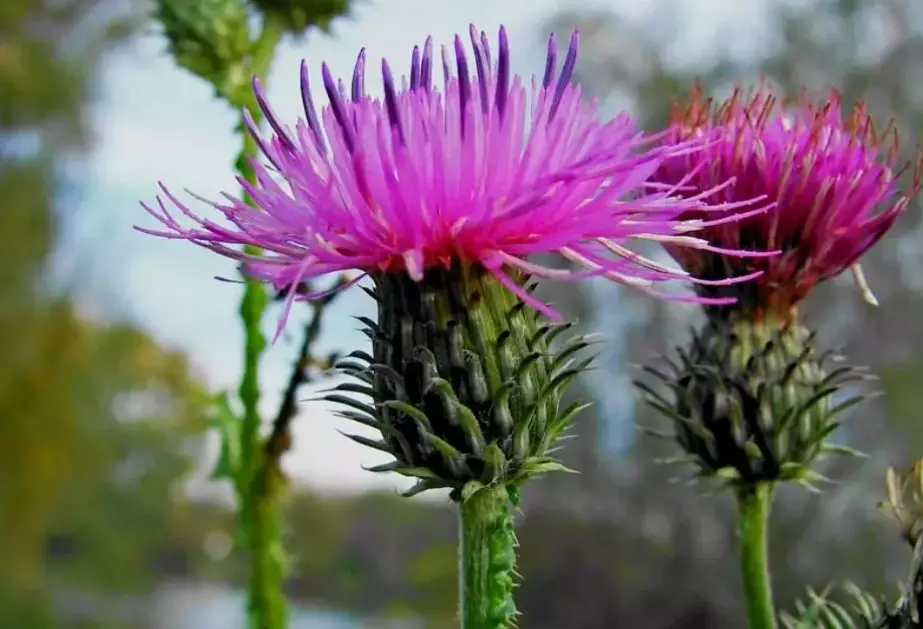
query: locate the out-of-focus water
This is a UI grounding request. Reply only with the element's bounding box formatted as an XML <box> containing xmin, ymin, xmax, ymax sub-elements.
<box><xmin>57</xmin><ymin>580</ymin><xmax>419</xmax><ymax>629</ymax></box>
<box><xmin>152</xmin><ymin>581</ymin><xmax>365</xmax><ymax>629</ymax></box>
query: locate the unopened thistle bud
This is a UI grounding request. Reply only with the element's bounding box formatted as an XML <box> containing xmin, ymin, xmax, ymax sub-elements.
<box><xmin>247</xmin><ymin>0</ymin><xmax>349</xmax><ymax>35</ymax></box>
<box><xmin>639</xmin><ymin>316</ymin><xmax>868</xmax><ymax>488</ymax></box>
<box><xmin>155</xmin><ymin>0</ymin><xmax>251</xmax><ymax>96</ymax></box>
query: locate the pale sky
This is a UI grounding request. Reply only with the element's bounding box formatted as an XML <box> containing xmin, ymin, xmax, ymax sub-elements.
<box><xmin>59</xmin><ymin>0</ymin><xmax>765</xmax><ymax>499</ymax></box>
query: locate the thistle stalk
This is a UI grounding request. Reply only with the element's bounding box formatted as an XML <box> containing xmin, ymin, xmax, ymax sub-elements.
<box><xmin>151</xmin><ymin>1</ymin><xmax>289</xmax><ymax>625</ymax></box>
<box><xmin>458</xmin><ymin>484</ymin><xmax>518</xmax><ymax>629</ymax></box>
<box><xmin>229</xmin><ymin>18</ymin><xmax>285</xmax><ymax>629</ymax></box>
<box><xmin>736</xmin><ymin>482</ymin><xmax>777</xmax><ymax>629</ymax></box>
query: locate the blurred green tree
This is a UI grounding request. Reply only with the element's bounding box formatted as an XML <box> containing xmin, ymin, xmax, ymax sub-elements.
<box><xmin>0</xmin><ymin>0</ymin><xmax>210</xmax><ymax>625</ymax></box>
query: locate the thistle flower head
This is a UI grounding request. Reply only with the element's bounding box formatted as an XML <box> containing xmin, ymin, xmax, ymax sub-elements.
<box><xmin>639</xmin><ymin>317</ymin><xmax>869</xmax><ymax>489</ymax></box>
<box><xmin>138</xmin><ymin>26</ymin><xmax>767</xmax><ymax>338</ymax></box>
<box><xmin>651</xmin><ymin>83</ymin><xmax>922</xmax><ymax>320</ymax></box>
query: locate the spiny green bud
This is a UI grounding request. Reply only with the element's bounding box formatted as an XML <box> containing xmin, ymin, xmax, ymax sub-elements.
<box><xmin>638</xmin><ymin>316</ymin><xmax>870</xmax><ymax>490</ymax></box>
<box><xmin>247</xmin><ymin>0</ymin><xmax>349</xmax><ymax>35</ymax></box>
<box><xmin>326</xmin><ymin>264</ymin><xmax>592</xmax><ymax>500</ymax></box>
<box><xmin>155</xmin><ymin>0</ymin><xmax>251</xmax><ymax>96</ymax></box>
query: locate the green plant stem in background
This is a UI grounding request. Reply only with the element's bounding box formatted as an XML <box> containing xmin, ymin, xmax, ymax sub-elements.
<box><xmin>234</xmin><ymin>16</ymin><xmax>282</xmax><ymax>488</ymax></box>
<box><xmin>230</xmin><ymin>17</ymin><xmax>285</xmax><ymax>629</ymax></box>
<box><xmin>458</xmin><ymin>484</ymin><xmax>518</xmax><ymax>629</ymax></box>
<box><xmin>736</xmin><ymin>482</ymin><xmax>777</xmax><ymax>629</ymax></box>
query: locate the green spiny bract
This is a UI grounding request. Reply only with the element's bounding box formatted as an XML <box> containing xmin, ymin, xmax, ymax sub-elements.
<box><xmin>881</xmin><ymin>461</ymin><xmax>923</xmax><ymax>547</ymax></box>
<box><xmin>155</xmin><ymin>0</ymin><xmax>251</xmax><ymax>96</ymax></box>
<box><xmin>780</xmin><ymin>584</ymin><xmax>900</xmax><ymax>629</ymax></box>
<box><xmin>246</xmin><ymin>0</ymin><xmax>350</xmax><ymax>35</ymax></box>
<box><xmin>638</xmin><ymin>316</ymin><xmax>870</xmax><ymax>489</ymax></box>
<box><xmin>877</xmin><ymin>461</ymin><xmax>923</xmax><ymax>628</ymax></box>
<box><xmin>326</xmin><ymin>264</ymin><xmax>593</xmax><ymax>500</ymax></box>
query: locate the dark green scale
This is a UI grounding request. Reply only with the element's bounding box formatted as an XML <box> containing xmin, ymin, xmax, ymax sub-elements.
<box><xmin>639</xmin><ymin>316</ymin><xmax>868</xmax><ymax>487</ymax></box>
<box><xmin>327</xmin><ymin>264</ymin><xmax>592</xmax><ymax>500</ymax></box>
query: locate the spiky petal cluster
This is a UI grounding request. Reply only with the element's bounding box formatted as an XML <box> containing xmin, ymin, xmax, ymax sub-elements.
<box><xmin>651</xmin><ymin>83</ymin><xmax>922</xmax><ymax>319</ymax></box>
<box><xmin>138</xmin><ymin>26</ymin><xmax>765</xmax><ymax>335</ymax></box>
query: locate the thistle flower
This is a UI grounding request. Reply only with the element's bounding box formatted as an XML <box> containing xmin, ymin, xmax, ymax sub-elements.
<box><xmin>637</xmin><ymin>84</ymin><xmax>910</xmax><ymax>489</ymax></box>
<box><xmin>138</xmin><ymin>26</ymin><xmax>763</xmax><ymax>496</ymax></box>
<box><xmin>651</xmin><ymin>83</ymin><xmax>922</xmax><ymax>320</ymax></box>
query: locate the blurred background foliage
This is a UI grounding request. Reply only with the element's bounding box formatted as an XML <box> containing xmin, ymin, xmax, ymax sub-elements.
<box><xmin>3</xmin><ymin>0</ymin><xmax>923</xmax><ymax>627</ymax></box>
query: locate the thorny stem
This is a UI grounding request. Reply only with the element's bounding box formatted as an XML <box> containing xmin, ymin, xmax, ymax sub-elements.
<box><xmin>234</xmin><ymin>16</ymin><xmax>282</xmax><ymax>498</ymax></box>
<box><xmin>736</xmin><ymin>482</ymin><xmax>777</xmax><ymax>629</ymax></box>
<box><xmin>245</xmin><ymin>284</ymin><xmax>345</xmax><ymax>629</ymax></box>
<box><xmin>229</xmin><ymin>16</ymin><xmax>285</xmax><ymax>629</ymax></box>
<box><xmin>458</xmin><ymin>484</ymin><xmax>518</xmax><ymax>629</ymax></box>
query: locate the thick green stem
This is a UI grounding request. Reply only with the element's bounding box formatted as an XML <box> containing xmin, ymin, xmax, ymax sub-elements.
<box><xmin>458</xmin><ymin>484</ymin><xmax>518</xmax><ymax>629</ymax></box>
<box><xmin>230</xmin><ymin>17</ymin><xmax>284</xmax><ymax>629</ymax></box>
<box><xmin>736</xmin><ymin>482</ymin><xmax>777</xmax><ymax>629</ymax></box>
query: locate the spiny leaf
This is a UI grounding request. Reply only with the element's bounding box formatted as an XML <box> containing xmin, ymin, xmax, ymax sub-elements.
<box><xmin>324</xmin><ymin>393</ymin><xmax>378</xmax><ymax>416</ymax></box>
<box><xmin>460</xmin><ymin>480</ymin><xmax>486</xmax><ymax>503</ymax></box>
<box><xmin>209</xmin><ymin>391</ymin><xmax>243</xmax><ymax>486</ymax></box>
<box><xmin>455</xmin><ymin>402</ymin><xmax>486</xmax><ymax>455</ymax></box>
<box><xmin>345</xmin><ymin>349</ymin><xmax>375</xmax><ymax>363</ymax></box>
<box><xmin>820</xmin><ymin>443</ymin><xmax>869</xmax><ymax>459</ymax></box>
<box><xmin>353</xmin><ymin>316</ymin><xmax>378</xmax><ymax>332</ymax></box>
<box><xmin>424</xmin><ymin>432</ymin><xmax>465</xmax><ymax>464</ymax></box>
<box><xmin>378</xmin><ymin>400</ymin><xmax>432</xmax><ymax>431</ymax></box>
<box><xmin>363</xmin><ymin>462</ymin><xmax>439</xmax><ymax>479</ymax></box>
<box><xmin>340</xmin><ymin>432</ymin><xmax>395</xmax><ymax>454</ymax></box>
<box><xmin>519</xmin><ymin>458</ymin><xmax>577</xmax><ymax>476</ymax></box>
<box><xmin>403</xmin><ymin>479</ymin><xmax>448</xmax><ymax>498</ymax></box>
<box><xmin>326</xmin><ymin>382</ymin><xmax>377</xmax><ymax>398</ymax></box>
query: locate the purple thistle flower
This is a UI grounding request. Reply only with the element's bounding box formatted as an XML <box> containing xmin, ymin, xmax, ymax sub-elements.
<box><xmin>138</xmin><ymin>26</ymin><xmax>765</xmax><ymax>336</ymax></box>
<box><xmin>650</xmin><ymin>83</ymin><xmax>922</xmax><ymax>319</ymax></box>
